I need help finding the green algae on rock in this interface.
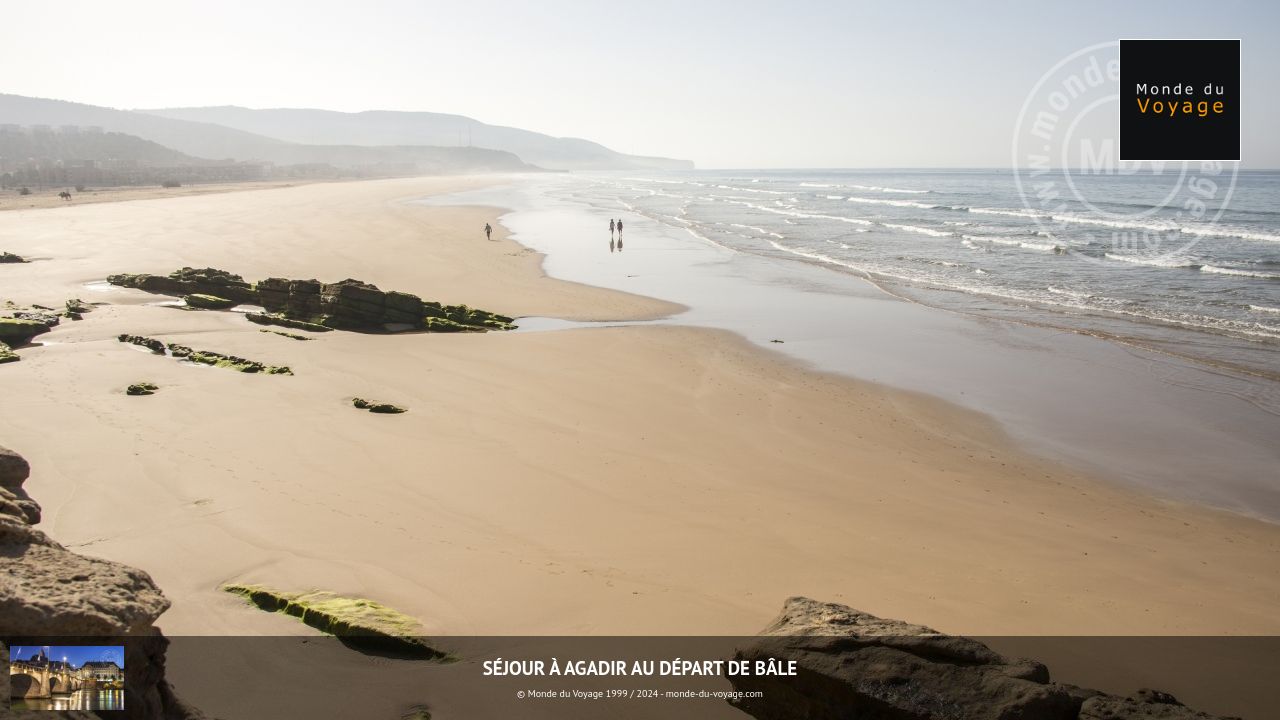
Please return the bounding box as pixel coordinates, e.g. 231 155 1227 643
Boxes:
0 317 51 346
166 343 293 375
183 293 238 310
0 341 17 364
221 583 448 659
259 329 313 341
353 397 408 414
245 312 333 333
118 333 167 354
0 251 27 263
126 382 159 396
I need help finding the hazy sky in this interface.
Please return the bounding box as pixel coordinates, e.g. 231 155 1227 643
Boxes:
3 0 1277 167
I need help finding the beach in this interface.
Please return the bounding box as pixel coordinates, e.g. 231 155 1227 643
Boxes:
1 173 1277 638
2 174 1280 718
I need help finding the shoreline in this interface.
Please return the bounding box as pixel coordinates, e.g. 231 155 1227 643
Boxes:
435 175 1280 524
0 174 1277 642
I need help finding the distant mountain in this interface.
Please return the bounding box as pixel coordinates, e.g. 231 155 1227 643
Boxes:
137 106 693 171
0 94 536 173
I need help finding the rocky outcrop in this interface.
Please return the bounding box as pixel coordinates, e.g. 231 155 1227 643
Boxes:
257 277 514 332
127 382 159 396
0 251 27 263
107 266 515 333
107 267 258 305
182 293 237 310
0 340 17 364
728 597 1238 720
353 397 408 414
0 444 207 719
0 318 50 347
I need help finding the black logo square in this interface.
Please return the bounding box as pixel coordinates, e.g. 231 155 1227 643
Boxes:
1120 39 1240 161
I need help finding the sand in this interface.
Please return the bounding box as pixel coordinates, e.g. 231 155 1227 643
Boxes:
1 174 1278 647
0 180 312 213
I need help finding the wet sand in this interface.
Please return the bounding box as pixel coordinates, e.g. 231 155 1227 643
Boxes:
0 174 1277 647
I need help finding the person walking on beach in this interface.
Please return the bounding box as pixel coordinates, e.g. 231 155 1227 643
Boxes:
484 222 493 241
609 218 616 238
616 218 624 238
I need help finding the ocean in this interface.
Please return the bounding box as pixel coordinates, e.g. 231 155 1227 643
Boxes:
556 169 1280 383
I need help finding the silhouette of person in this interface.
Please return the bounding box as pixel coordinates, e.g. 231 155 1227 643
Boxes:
616 218 624 237
609 218 615 238
484 223 492 240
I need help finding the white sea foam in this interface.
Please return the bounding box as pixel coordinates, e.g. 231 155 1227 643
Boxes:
1104 253 1199 268
1249 304 1280 314
1201 265 1280 279
963 235 1062 252
850 184 930 194
846 196 938 209
883 223 952 237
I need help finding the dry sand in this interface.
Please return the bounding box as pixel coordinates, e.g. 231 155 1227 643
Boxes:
0 174 1278 647
0 180 311 213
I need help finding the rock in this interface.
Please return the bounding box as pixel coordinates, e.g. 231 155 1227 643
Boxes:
0 445 208 719
166 343 292 375
0 340 17 364
0 250 27 263
728 598 1235 720
353 397 408 414
0 317 51 346
245 312 333 333
221 583 447 659
127 382 159 396
182 293 238 310
1079 691 1240 720
0 517 170 637
118 333 167 354
110 266 515 333
0 444 31 489
11 310 59 327
259 328 313 341
108 266 258 304
65 297 92 315
0 486 40 524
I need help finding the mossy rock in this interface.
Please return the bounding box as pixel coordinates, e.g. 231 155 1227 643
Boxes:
118 333 167 354
222 583 448 660
184 293 238 310
245 312 333 333
259 329 312 341
126 382 159 396
166 343 292 375
353 398 407 414
0 317 51 345
0 251 27 264
0 341 17 364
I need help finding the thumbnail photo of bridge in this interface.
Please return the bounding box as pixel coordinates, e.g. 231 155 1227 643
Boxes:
8 645 124 711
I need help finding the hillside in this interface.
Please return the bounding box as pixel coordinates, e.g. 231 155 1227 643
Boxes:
0 128 202 165
0 94 536 174
137 105 693 171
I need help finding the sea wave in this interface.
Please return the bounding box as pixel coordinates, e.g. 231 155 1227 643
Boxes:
1104 253 1200 268
850 184 930 194
1249 305 1280 314
1201 265 1280 279
883 223 952 237
964 235 1063 252
846 196 939 209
